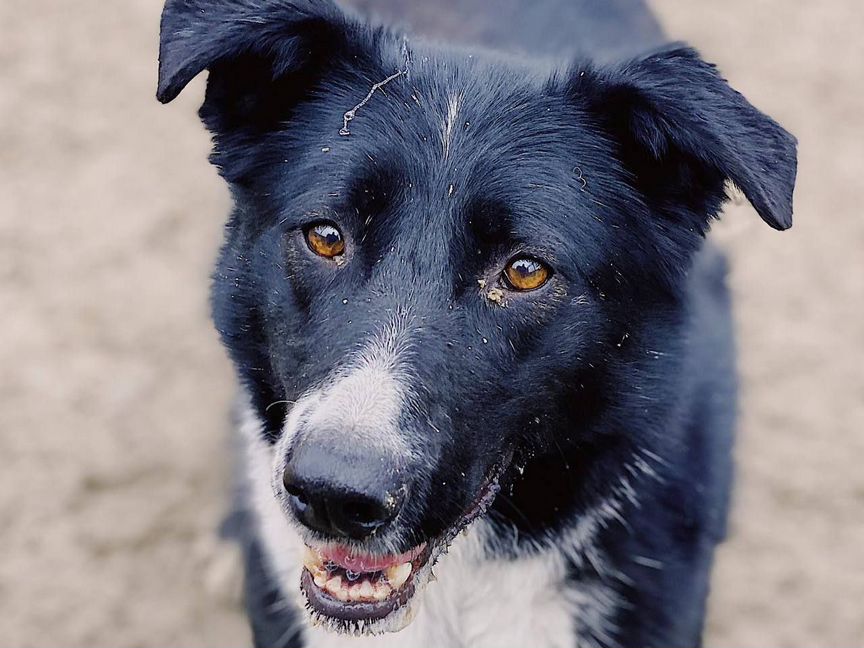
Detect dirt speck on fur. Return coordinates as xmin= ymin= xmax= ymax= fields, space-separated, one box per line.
xmin=485 ymin=288 xmax=506 ymax=306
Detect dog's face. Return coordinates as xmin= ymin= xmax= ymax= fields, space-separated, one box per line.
xmin=158 ymin=0 xmax=796 ymax=634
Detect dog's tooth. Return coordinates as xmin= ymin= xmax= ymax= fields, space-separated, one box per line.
xmin=384 ymin=562 xmax=412 ymax=589
xmin=313 ymin=572 xmax=328 ymax=588
xmin=325 ymin=575 xmax=343 ymax=594
xmin=303 ymin=546 xmax=321 ymax=571
xmin=334 ymin=586 xmax=350 ymax=602
xmin=348 ymin=584 xmax=363 ymax=602
xmin=373 ymin=582 xmax=392 ymax=601
xmin=359 ymin=580 xmax=375 ymax=599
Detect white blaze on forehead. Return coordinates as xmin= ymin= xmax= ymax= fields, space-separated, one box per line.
xmin=441 ymin=92 xmax=462 ymax=160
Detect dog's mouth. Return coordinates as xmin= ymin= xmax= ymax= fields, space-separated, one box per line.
xmin=301 ymin=542 xmax=429 ymax=623
xmin=299 ymin=453 xmax=511 ymax=631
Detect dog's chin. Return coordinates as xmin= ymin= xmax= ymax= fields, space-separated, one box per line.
xmin=298 ymin=454 xmax=511 ymax=635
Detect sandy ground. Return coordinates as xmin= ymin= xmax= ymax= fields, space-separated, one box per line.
xmin=1 ymin=1 xmax=862 ymax=646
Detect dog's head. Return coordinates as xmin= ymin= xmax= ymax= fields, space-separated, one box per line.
xmin=158 ymin=0 xmax=796 ymax=634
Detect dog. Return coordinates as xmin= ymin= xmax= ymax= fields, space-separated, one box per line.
xmin=157 ymin=0 xmax=797 ymax=646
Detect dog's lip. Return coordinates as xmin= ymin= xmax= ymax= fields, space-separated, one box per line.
xmin=437 ymin=448 xmax=513 ymax=548
xmin=301 ymin=569 xmax=417 ymax=622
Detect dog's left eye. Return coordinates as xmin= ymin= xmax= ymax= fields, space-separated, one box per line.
xmin=305 ymin=222 xmax=345 ymax=259
xmin=502 ymin=256 xmax=552 ymax=291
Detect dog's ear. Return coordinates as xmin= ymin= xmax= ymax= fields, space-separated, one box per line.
xmin=157 ymin=0 xmax=348 ymax=102
xmin=157 ymin=0 xmax=366 ymax=136
xmin=569 ymin=46 xmax=797 ymax=232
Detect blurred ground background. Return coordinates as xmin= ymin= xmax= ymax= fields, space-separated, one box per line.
xmin=1 ymin=0 xmax=862 ymax=646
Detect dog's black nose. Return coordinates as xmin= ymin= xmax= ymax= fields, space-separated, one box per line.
xmin=282 ymin=444 xmax=405 ymax=540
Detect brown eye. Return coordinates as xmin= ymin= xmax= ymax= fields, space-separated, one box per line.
xmin=305 ymin=222 xmax=345 ymax=258
xmin=503 ymin=256 xmax=551 ymax=291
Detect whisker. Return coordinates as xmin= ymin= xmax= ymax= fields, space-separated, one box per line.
xmin=265 ymin=399 xmax=296 ymax=412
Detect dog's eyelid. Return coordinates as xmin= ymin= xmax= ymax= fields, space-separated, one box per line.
xmin=506 ymin=243 xmax=559 ymax=269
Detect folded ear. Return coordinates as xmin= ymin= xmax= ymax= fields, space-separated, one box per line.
xmin=157 ymin=0 xmax=348 ymax=104
xmin=569 ymin=46 xmax=797 ymax=231
xmin=158 ymin=0 xmax=384 ymax=182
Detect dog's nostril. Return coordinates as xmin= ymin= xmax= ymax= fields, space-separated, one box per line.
xmin=342 ymin=498 xmax=389 ymax=527
xmin=327 ymin=492 xmax=401 ymax=539
xmin=282 ymin=469 xmax=308 ymax=504
xmin=287 ymin=487 xmax=307 ymax=504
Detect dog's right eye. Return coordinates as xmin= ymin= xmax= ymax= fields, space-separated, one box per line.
xmin=502 ymin=256 xmax=552 ymax=291
xmin=305 ymin=222 xmax=345 ymax=259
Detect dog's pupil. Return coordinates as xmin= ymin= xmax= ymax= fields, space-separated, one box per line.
xmin=513 ymin=259 xmax=539 ymax=277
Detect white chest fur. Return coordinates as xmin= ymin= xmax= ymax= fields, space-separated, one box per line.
xmin=303 ymin=541 xmax=576 ymax=648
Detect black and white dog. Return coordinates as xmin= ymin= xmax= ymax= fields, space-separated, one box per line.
xmin=157 ymin=1 xmax=796 ymax=646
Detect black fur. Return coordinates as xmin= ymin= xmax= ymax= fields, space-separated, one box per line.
xmin=158 ymin=1 xmax=796 ymax=646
